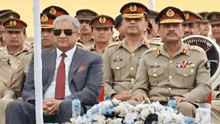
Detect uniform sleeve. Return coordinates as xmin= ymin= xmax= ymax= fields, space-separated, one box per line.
xmin=182 ymin=51 xmax=211 ymax=103
xmin=103 ymin=48 xmax=117 ymax=97
xmin=132 ymin=56 xmax=149 ymax=97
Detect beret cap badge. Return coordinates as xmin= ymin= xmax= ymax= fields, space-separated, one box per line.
xmin=99 ymin=17 xmax=106 ymax=23
xmin=9 ymin=20 xmax=16 ymax=26
xmin=49 ymin=7 xmax=56 ymax=15
xmin=41 ymin=14 xmax=48 ymax=22
xmin=166 ymin=9 xmax=175 ymax=17
xmin=129 ymin=5 xmax=137 ymax=12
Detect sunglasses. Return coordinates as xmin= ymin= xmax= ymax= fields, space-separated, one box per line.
xmin=53 ymin=29 xmax=77 ymax=36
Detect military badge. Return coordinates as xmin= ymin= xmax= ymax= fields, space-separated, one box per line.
xmin=176 ymin=61 xmax=195 ymax=68
xmin=10 ymin=20 xmax=16 ymax=26
xmin=182 ymin=48 xmax=188 ymax=54
xmin=129 ymin=5 xmax=137 ymax=12
xmin=150 ymin=63 xmax=160 ymax=68
xmin=99 ymin=17 xmax=106 ymax=23
xmin=49 ymin=7 xmax=56 ymax=15
xmin=41 ymin=14 xmax=48 ymax=22
xmin=157 ymin=49 xmax=161 ymax=56
xmin=166 ymin=9 xmax=175 ymax=17
xmin=143 ymin=41 xmax=148 ymax=46
xmin=185 ymin=13 xmax=189 ymax=19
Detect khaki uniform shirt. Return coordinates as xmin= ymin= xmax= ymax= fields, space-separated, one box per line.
xmin=0 ymin=49 xmax=33 ymax=99
xmin=103 ymin=37 xmax=162 ymax=97
xmin=77 ymin=37 xmax=94 ymax=49
xmin=133 ymin=41 xmax=211 ymax=103
xmin=111 ymin=36 xmax=124 ymax=42
xmin=0 ymin=45 xmax=31 ymax=73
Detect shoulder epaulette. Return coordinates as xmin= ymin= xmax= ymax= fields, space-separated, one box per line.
xmin=144 ymin=47 xmax=157 ymax=54
xmin=188 ymin=45 xmax=203 ymax=53
xmin=107 ymin=41 xmax=121 ymax=48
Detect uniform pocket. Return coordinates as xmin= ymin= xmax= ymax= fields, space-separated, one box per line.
xmin=148 ymin=67 xmax=165 ymax=85
xmin=111 ymin=61 xmax=126 ymax=80
xmin=148 ymin=68 xmax=164 ymax=77
xmin=176 ymin=68 xmax=194 ymax=77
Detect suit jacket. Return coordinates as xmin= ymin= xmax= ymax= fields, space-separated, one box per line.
xmin=21 ymin=47 xmax=103 ymax=106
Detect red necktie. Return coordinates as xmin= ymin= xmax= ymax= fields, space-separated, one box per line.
xmin=55 ymin=53 xmax=66 ymax=100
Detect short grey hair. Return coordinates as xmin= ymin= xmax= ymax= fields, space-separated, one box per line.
xmin=53 ymin=15 xmax=80 ymax=32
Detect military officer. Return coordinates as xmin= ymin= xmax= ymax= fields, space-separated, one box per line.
xmin=75 ymin=9 xmax=98 ymax=47
xmin=183 ymin=10 xmax=202 ymax=38
xmin=112 ymin=14 xmax=126 ymax=42
xmin=208 ymin=11 xmax=220 ymax=45
xmin=207 ymin=11 xmax=220 ymax=124
xmin=103 ymin=2 xmax=161 ymax=104
xmin=146 ymin=10 xmax=160 ymax=39
xmin=0 ymin=18 xmax=32 ymax=73
xmin=0 ymin=10 xmax=20 ymax=47
xmin=198 ymin=12 xmax=211 ymax=38
xmin=41 ymin=12 xmax=57 ymax=49
xmin=0 ymin=18 xmax=33 ymax=124
xmin=88 ymin=15 xmax=114 ymax=55
xmin=133 ymin=6 xmax=210 ymax=118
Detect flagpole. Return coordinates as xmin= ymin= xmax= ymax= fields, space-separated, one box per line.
xmin=149 ymin=0 xmax=155 ymax=10
xmin=33 ymin=0 xmax=43 ymax=123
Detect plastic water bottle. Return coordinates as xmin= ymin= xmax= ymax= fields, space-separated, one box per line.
xmin=167 ymin=96 xmax=177 ymax=110
xmin=72 ymin=96 xmax=81 ymax=119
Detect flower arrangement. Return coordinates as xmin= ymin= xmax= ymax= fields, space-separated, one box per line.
xmin=69 ymin=99 xmax=210 ymax=124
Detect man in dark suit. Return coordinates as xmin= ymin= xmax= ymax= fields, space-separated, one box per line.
xmin=5 ymin=15 xmax=103 ymax=124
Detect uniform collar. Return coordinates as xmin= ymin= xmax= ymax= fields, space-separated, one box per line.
xmin=156 ymin=41 xmax=189 ymax=58
xmin=89 ymin=43 xmax=96 ymax=51
xmin=7 ymin=44 xmax=30 ymax=56
xmin=117 ymin=37 xmax=149 ymax=50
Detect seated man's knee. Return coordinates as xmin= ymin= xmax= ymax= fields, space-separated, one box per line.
xmin=6 ymin=100 xmax=23 ymax=112
xmin=177 ymin=102 xmax=196 ymax=118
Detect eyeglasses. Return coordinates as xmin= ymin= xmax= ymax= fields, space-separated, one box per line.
xmin=53 ymin=29 xmax=77 ymax=36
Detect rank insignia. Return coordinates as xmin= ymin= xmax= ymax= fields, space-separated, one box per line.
xmin=182 ymin=48 xmax=188 ymax=54
xmin=49 ymin=7 xmax=56 ymax=15
xmin=99 ymin=17 xmax=106 ymax=23
xmin=10 ymin=20 xmax=16 ymax=26
xmin=129 ymin=5 xmax=137 ymax=12
xmin=150 ymin=63 xmax=160 ymax=68
xmin=41 ymin=14 xmax=48 ymax=22
xmin=143 ymin=41 xmax=148 ymax=46
xmin=166 ymin=9 xmax=175 ymax=17
xmin=185 ymin=13 xmax=189 ymax=19
xmin=157 ymin=49 xmax=161 ymax=56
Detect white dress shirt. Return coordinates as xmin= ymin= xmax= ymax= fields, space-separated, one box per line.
xmin=44 ymin=46 xmax=76 ymax=99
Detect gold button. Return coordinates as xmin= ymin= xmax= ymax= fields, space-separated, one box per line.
xmin=191 ymin=69 xmax=194 ymax=73
xmin=153 ymin=74 xmax=157 ymax=77
xmin=170 ymin=60 xmax=172 ymax=63
xmin=116 ymin=67 xmax=120 ymax=70
xmin=131 ymin=79 xmax=135 ymax=82
xmin=184 ymin=74 xmax=187 ymax=76
xmin=169 ymin=76 xmax=172 ymax=79
xmin=131 ymin=54 xmax=135 ymax=56
xmin=168 ymin=88 xmax=171 ymax=91
xmin=130 ymin=67 xmax=134 ymax=70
